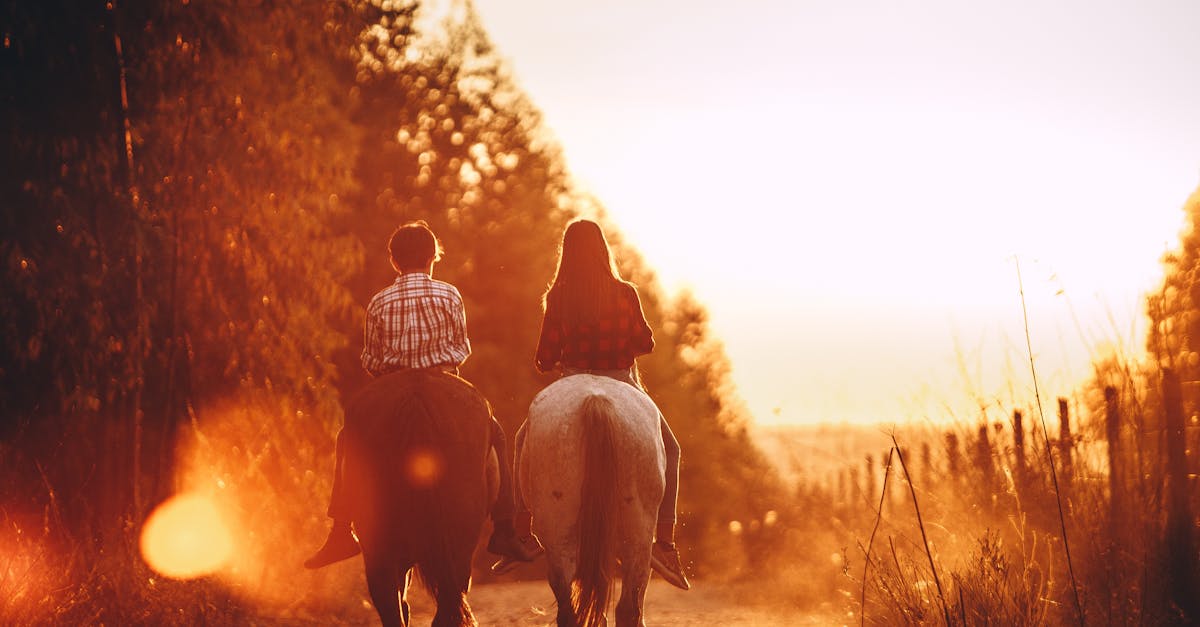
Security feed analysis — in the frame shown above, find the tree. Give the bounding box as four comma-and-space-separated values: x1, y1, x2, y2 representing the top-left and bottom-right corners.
1147, 185, 1200, 405
1, 0, 365, 588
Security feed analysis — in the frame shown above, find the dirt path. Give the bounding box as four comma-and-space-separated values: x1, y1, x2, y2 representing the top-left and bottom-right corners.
400, 580, 846, 626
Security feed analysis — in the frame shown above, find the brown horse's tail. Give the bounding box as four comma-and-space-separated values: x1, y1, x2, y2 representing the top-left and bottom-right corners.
573, 393, 619, 627
403, 392, 455, 600
394, 376, 485, 613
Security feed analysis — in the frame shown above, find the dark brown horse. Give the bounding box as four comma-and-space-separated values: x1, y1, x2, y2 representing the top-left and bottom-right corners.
343, 369, 497, 626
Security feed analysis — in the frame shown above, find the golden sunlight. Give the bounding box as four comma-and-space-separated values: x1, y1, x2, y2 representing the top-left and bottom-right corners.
139, 493, 234, 580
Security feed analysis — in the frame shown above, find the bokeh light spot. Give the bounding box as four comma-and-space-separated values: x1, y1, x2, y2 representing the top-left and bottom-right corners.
140, 493, 234, 579
405, 447, 444, 487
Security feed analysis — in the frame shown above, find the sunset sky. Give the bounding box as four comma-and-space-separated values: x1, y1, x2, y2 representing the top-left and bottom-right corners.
472, 0, 1200, 425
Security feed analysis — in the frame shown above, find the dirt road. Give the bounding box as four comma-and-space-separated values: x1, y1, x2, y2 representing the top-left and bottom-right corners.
400, 579, 847, 626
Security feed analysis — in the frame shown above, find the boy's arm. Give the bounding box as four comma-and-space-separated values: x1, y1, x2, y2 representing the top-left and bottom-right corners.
361, 300, 385, 377
449, 290, 471, 365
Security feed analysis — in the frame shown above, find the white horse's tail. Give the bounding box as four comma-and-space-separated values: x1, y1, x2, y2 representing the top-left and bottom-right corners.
573, 393, 619, 627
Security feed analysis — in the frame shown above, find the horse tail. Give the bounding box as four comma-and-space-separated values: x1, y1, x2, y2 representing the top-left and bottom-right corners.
404, 391, 451, 601
573, 393, 619, 627
407, 384, 480, 612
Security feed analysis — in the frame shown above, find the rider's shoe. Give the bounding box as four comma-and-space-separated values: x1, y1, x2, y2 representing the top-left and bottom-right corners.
489, 555, 521, 575
488, 532, 544, 574
650, 541, 690, 590
303, 523, 361, 569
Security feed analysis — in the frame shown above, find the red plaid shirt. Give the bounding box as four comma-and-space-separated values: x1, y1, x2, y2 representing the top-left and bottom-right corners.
361, 272, 470, 376
535, 283, 654, 372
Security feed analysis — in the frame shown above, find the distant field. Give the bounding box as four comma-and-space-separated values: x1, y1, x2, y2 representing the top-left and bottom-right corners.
752, 422, 916, 485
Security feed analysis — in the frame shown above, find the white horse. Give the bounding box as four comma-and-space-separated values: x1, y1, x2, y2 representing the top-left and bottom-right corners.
519, 374, 666, 627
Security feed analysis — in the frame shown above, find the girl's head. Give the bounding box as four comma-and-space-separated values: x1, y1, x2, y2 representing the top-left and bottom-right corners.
545, 219, 628, 319
556, 219, 619, 283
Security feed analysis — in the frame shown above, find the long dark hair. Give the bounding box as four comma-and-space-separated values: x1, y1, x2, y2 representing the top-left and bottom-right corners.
543, 219, 629, 326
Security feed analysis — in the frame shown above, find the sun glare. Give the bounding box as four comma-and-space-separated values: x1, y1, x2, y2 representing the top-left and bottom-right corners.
139, 493, 234, 580
405, 447, 445, 487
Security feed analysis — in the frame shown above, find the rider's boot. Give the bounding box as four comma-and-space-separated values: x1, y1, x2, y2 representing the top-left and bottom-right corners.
650, 521, 690, 590
650, 540, 690, 590
303, 519, 361, 569
488, 513, 543, 574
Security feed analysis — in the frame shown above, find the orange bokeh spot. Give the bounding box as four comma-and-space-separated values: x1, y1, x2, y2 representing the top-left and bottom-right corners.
405, 448, 444, 487
139, 493, 234, 579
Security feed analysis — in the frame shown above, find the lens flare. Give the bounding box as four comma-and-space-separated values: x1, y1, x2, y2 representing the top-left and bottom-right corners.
405, 447, 444, 487
139, 493, 234, 579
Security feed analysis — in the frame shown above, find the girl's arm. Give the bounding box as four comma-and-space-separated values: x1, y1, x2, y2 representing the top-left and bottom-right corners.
534, 301, 562, 372
628, 284, 654, 355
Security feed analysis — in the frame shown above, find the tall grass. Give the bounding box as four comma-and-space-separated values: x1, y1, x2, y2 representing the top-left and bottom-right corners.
835, 360, 1192, 625
1015, 257, 1084, 625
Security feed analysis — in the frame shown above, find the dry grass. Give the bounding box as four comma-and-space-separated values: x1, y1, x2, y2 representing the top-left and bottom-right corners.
822, 373, 1192, 626
0, 395, 379, 626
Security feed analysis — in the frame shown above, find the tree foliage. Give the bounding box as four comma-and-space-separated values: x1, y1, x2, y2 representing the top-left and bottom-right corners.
2, 0, 365, 600
1148, 186, 1200, 376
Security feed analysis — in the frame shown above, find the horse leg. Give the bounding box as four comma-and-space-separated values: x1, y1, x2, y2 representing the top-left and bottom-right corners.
550, 571, 575, 627
431, 563, 474, 627
400, 568, 412, 626
614, 582, 646, 627
365, 569, 402, 627
615, 542, 652, 627
364, 547, 407, 627
427, 529, 477, 627
546, 553, 577, 627
432, 589, 474, 627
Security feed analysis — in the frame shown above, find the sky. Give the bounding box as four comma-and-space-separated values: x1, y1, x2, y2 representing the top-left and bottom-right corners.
470, 0, 1200, 426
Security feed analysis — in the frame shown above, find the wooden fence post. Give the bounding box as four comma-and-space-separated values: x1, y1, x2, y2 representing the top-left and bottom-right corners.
1162, 368, 1196, 619
885, 449, 899, 507
975, 423, 996, 499
921, 441, 932, 488
1058, 398, 1074, 494
1104, 386, 1122, 528
945, 431, 961, 477
1013, 409, 1027, 489
865, 454, 876, 507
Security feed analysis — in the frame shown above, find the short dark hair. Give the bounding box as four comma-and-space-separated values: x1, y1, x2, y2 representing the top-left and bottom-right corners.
388, 220, 443, 269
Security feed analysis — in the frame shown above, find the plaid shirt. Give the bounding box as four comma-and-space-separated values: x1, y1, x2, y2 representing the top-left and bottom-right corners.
535, 283, 654, 372
361, 272, 470, 376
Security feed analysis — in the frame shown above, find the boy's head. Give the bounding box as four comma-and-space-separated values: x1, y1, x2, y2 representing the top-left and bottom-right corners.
388, 220, 443, 271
